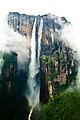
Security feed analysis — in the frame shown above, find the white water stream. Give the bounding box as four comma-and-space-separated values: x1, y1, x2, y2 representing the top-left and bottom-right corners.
28, 18, 43, 120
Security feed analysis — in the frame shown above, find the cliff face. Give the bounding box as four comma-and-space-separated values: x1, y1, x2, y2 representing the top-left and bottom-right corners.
1, 52, 17, 91
6, 12, 78, 102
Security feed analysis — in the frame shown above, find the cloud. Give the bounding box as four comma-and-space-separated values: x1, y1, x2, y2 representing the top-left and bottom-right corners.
0, 16, 30, 70
61, 24, 80, 59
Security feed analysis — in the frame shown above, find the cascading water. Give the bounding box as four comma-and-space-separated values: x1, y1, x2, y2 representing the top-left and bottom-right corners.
37, 18, 43, 65
27, 18, 37, 107
28, 107, 34, 120
27, 18, 36, 120
27, 18, 43, 120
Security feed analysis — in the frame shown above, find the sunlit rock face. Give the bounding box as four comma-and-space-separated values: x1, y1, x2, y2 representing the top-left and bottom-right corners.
7, 12, 78, 102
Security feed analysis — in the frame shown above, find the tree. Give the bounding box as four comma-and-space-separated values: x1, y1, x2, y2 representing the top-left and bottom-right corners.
41, 91, 80, 120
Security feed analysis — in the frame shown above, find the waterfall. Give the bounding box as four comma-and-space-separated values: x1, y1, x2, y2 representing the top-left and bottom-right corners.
27, 18, 43, 120
38, 18, 43, 65
27, 18, 37, 106
50, 28, 54, 43
28, 107, 34, 120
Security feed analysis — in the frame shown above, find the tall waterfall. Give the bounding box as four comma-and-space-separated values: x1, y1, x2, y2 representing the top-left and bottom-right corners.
38, 18, 43, 65
27, 18, 37, 106
28, 18, 43, 120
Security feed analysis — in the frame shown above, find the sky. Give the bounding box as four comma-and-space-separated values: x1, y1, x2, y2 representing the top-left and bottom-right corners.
0, 0, 80, 26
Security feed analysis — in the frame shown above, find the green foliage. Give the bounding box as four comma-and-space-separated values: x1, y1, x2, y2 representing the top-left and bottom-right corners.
41, 55, 52, 66
41, 91, 80, 120
46, 73, 54, 81
53, 50, 64, 62
53, 50, 60, 58
41, 55, 47, 61
46, 56, 52, 66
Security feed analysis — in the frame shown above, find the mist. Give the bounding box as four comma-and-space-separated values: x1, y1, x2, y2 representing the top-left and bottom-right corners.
61, 24, 80, 56
60, 24, 80, 88
0, 14, 30, 71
